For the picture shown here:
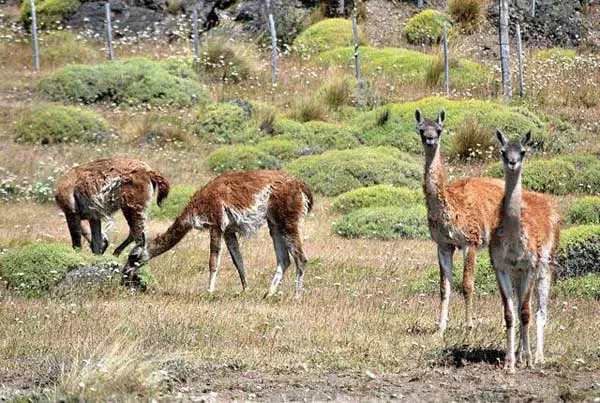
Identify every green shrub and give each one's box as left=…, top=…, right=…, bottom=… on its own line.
left=347, top=96, right=577, bottom=154
left=285, top=147, right=421, bottom=196
left=191, top=103, right=252, bottom=144
left=554, top=274, right=600, bottom=300
left=148, top=185, right=196, bottom=221
left=555, top=225, right=600, bottom=281
left=257, top=138, right=303, bottom=161
left=14, top=104, right=110, bottom=144
left=39, top=58, right=208, bottom=106
left=293, top=18, right=366, bottom=55
left=567, top=197, right=600, bottom=225
left=403, top=10, right=453, bottom=45
left=20, top=0, right=80, bottom=29
left=275, top=119, right=360, bottom=151
left=535, top=48, right=576, bottom=61
left=332, top=185, right=422, bottom=214
left=0, top=242, right=85, bottom=297
left=484, top=155, right=600, bottom=195
left=318, top=48, right=491, bottom=90
left=198, top=39, right=256, bottom=82
left=410, top=253, right=497, bottom=295
left=332, top=205, right=428, bottom=240
left=40, top=31, right=100, bottom=66
left=207, top=145, right=278, bottom=174
left=448, top=0, right=485, bottom=34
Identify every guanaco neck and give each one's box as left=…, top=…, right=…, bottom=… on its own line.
left=502, top=167, right=523, bottom=235
left=147, top=212, right=193, bottom=259
left=423, top=145, right=450, bottom=220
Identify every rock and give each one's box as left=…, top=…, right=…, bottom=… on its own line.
left=59, top=262, right=121, bottom=291
left=487, top=0, right=586, bottom=47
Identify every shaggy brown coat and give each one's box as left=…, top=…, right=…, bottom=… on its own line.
left=124, top=170, right=313, bottom=295
left=55, top=158, right=170, bottom=255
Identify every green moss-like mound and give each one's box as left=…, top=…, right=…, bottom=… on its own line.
left=275, top=119, right=360, bottom=151
left=317, top=48, right=490, bottom=89
left=257, top=138, right=303, bottom=161
left=21, top=0, right=80, bottom=29
left=0, top=242, right=85, bottom=297
left=332, top=185, right=423, bottom=214
left=14, top=104, right=110, bottom=144
left=285, top=147, right=421, bottom=196
left=567, top=197, right=600, bottom=225
left=554, top=274, right=600, bottom=300
left=348, top=96, right=577, bottom=154
left=207, top=145, right=278, bottom=174
left=484, top=155, right=600, bottom=195
left=332, top=205, right=428, bottom=240
left=555, top=225, right=600, bottom=281
left=403, top=10, right=453, bottom=45
left=148, top=185, right=196, bottom=221
left=39, top=58, right=208, bottom=106
left=535, top=48, right=576, bottom=61
left=293, top=18, right=366, bottom=54
left=191, top=103, right=252, bottom=144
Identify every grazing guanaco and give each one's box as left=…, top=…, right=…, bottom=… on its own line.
left=55, top=158, right=170, bottom=256
left=416, top=109, right=506, bottom=332
left=491, top=130, right=560, bottom=373
left=123, top=170, right=313, bottom=295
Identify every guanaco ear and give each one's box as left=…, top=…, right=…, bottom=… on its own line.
left=496, top=129, right=508, bottom=146
left=437, top=109, right=446, bottom=125
left=415, top=109, right=424, bottom=125
left=520, top=130, right=532, bottom=147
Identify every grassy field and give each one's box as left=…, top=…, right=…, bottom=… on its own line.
left=1, top=1, right=600, bottom=401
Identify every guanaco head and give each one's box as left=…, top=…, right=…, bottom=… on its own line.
left=415, top=109, right=445, bottom=149
left=123, top=235, right=150, bottom=274
left=496, top=129, right=531, bottom=172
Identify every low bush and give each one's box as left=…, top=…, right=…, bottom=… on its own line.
left=0, top=242, right=85, bottom=297
left=331, top=185, right=422, bottom=214
left=148, top=184, right=196, bottom=221
left=555, top=224, right=600, bottom=281
left=293, top=18, right=366, bottom=55
left=332, top=205, right=428, bottom=240
left=257, top=138, right=303, bottom=161
left=554, top=274, right=600, bottom=300
left=275, top=119, right=360, bottom=152
left=0, top=166, right=65, bottom=203
left=485, top=155, right=600, bottom=195
left=39, top=58, right=208, bottom=106
left=20, top=0, right=79, bottom=29
left=448, top=0, right=485, bottom=34
left=285, top=147, right=421, bottom=196
left=14, top=104, right=110, bottom=145
left=191, top=103, right=252, bottom=144
left=197, top=39, right=256, bottom=82
left=567, top=197, right=600, bottom=225
left=347, top=96, right=577, bottom=154
left=207, top=145, right=278, bottom=174
left=317, top=48, right=491, bottom=90
left=403, top=10, right=453, bottom=45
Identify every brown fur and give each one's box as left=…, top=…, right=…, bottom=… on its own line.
left=124, top=170, right=312, bottom=295
left=55, top=158, right=170, bottom=255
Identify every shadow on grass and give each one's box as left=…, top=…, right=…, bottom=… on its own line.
left=439, top=345, right=505, bottom=368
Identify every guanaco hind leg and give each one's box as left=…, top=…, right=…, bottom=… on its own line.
left=224, top=231, right=246, bottom=291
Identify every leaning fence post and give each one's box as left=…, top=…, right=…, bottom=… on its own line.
left=417, top=0, right=423, bottom=9
left=29, top=0, right=39, bottom=72
left=105, top=2, right=114, bottom=61
left=442, top=21, right=449, bottom=97
left=531, top=0, right=536, bottom=17
left=516, top=23, right=524, bottom=97
left=192, top=8, right=199, bottom=69
left=338, top=0, right=344, bottom=17
left=351, top=5, right=360, bottom=81
left=266, top=0, right=277, bottom=88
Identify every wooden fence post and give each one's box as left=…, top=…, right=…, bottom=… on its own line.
left=499, top=0, right=512, bottom=100
left=417, top=0, right=423, bottom=9
left=192, top=8, right=199, bottom=69
left=105, top=2, right=114, bottom=61
left=338, top=0, right=345, bottom=16
left=351, top=5, right=360, bottom=81
left=266, top=0, right=278, bottom=88
left=442, top=21, right=449, bottom=96
left=29, top=0, right=39, bottom=72
left=531, top=0, right=536, bottom=17
left=516, top=23, right=524, bottom=97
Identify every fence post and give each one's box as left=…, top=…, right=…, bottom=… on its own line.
left=338, top=0, right=344, bottom=17
left=417, top=0, right=423, bottom=9
left=531, top=0, right=536, bottom=17
left=499, top=0, right=512, bottom=100
left=192, top=8, right=199, bottom=69
left=442, top=21, right=449, bottom=97
left=105, top=2, right=114, bottom=61
left=351, top=5, right=361, bottom=81
left=266, top=0, right=278, bottom=88
left=516, top=23, right=524, bottom=97
left=29, top=0, right=39, bottom=72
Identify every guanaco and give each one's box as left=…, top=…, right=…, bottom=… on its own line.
left=123, top=170, right=312, bottom=295
left=55, top=157, right=170, bottom=256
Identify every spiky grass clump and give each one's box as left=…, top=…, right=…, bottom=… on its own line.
left=14, top=104, right=110, bottom=145
left=131, top=114, right=190, bottom=146
left=332, top=185, right=423, bottom=214
left=450, top=118, right=496, bottom=161
left=320, top=78, right=352, bottom=109
left=285, top=147, right=421, bottom=196
left=447, top=0, right=485, bottom=34
left=288, top=98, right=329, bottom=122
left=197, top=38, right=257, bottom=82
left=403, top=10, right=453, bottom=46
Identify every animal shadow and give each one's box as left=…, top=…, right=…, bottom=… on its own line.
left=440, top=345, right=505, bottom=368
